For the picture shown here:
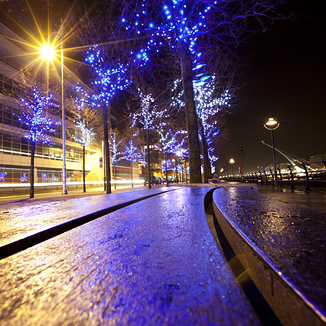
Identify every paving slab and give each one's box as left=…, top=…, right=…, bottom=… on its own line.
left=0, top=186, right=261, bottom=326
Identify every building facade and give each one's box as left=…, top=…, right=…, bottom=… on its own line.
left=0, top=22, right=104, bottom=194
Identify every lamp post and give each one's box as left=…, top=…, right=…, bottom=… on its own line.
left=238, top=147, right=245, bottom=179
left=60, top=24, right=67, bottom=195
left=264, top=117, right=280, bottom=189
left=229, top=158, right=235, bottom=179
left=162, top=159, right=166, bottom=181
left=176, top=150, right=181, bottom=183
left=41, top=23, right=67, bottom=194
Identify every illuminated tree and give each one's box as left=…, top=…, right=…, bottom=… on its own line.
left=77, top=45, right=131, bottom=194
left=139, top=147, right=147, bottom=168
left=158, top=127, right=188, bottom=184
left=16, top=87, right=59, bottom=198
left=123, top=139, right=141, bottom=187
left=73, top=119, right=96, bottom=192
left=109, top=131, right=123, bottom=189
left=117, top=0, right=288, bottom=183
left=131, top=89, right=168, bottom=188
left=69, top=95, right=101, bottom=192
left=171, top=74, right=233, bottom=181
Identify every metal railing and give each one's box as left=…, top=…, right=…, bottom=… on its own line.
left=220, top=160, right=326, bottom=192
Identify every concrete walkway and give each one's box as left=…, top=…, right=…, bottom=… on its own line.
left=258, top=185, right=326, bottom=213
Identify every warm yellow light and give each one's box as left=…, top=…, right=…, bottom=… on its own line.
left=264, top=117, right=280, bottom=130
left=265, top=118, right=278, bottom=127
left=229, top=158, right=235, bottom=164
left=41, top=44, right=55, bottom=60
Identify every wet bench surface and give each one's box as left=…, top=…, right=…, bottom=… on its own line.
left=213, top=187, right=326, bottom=317
left=0, top=187, right=177, bottom=247
left=0, top=187, right=260, bottom=325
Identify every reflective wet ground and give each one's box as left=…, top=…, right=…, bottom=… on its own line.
left=214, top=186, right=326, bottom=315
left=258, top=185, right=326, bottom=213
left=0, top=188, right=175, bottom=247
left=0, top=187, right=260, bottom=325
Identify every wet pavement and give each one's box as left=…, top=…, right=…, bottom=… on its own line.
left=213, top=186, right=326, bottom=320
left=258, top=185, right=326, bottom=214
left=0, top=187, right=261, bottom=326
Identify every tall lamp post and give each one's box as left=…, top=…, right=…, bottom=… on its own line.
left=229, top=158, right=235, bottom=179
left=238, top=147, right=245, bottom=179
left=176, top=150, right=182, bottom=182
left=264, top=117, right=280, bottom=189
left=60, top=24, right=67, bottom=195
left=41, top=23, right=67, bottom=194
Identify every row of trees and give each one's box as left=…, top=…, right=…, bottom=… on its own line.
left=71, top=0, right=289, bottom=188
left=2, top=0, right=290, bottom=196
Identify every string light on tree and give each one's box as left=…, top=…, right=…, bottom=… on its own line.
left=121, top=0, right=217, bottom=66
left=78, top=45, right=131, bottom=194
left=72, top=109, right=97, bottom=193
left=123, top=139, right=141, bottom=188
left=109, top=131, right=123, bottom=189
left=16, top=87, right=59, bottom=198
left=73, top=119, right=96, bottom=148
left=17, top=88, right=60, bottom=145
left=158, top=128, right=188, bottom=156
left=131, top=90, right=168, bottom=132
left=120, top=0, right=288, bottom=183
left=109, top=131, right=123, bottom=165
left=85, top=45, right=131, bottom=105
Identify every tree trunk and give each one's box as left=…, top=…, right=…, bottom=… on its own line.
left=83, top=145, right=86, bottom=192
left=147, top=128, right=151, bottom=189
left=164, top=152, right=169, bottom=187
left=114, top=161, right=117, bottom=189
left=198, top=118, right=211, bottom=183
left=179, top=43, right=201, bottom=183
left=131, top=160, right=134, bottom=187
left=103, top=105, right=111, bottom=194
left=30, top=141, right=35, bottom=198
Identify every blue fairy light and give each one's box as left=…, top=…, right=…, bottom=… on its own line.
left=17, top=88, right=60, bottom=145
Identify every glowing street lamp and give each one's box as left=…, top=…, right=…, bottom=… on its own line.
left=41, top=44, right=55, bottom=60
left=264, top=117, right=280, bottom=189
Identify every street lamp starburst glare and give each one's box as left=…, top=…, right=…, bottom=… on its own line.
left=41, top=43, right=56, bottom=61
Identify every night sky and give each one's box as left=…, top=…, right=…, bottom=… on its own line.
left=220, top=1, right=326, bottom=173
